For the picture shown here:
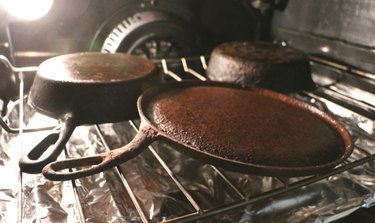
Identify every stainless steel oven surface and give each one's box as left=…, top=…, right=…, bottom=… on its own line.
left=1, top=0, right=375, bottom=222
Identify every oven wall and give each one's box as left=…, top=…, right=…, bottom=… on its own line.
left=271, top=0, right=375, bottom=73
left=7, top=0, right=264, bottom=66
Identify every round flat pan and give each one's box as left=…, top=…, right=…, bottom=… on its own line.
left=42, top=81, right=353, bottom=180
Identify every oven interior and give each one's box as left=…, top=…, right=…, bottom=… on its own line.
left=1, top=0, right=375, bottom=222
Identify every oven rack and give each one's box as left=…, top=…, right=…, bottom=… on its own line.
left=13, top=55, right=375, bottom=223
left=90, top=56, right=375, bottom=222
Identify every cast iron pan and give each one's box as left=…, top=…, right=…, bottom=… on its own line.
left=42, top=81, right=353, bottom=181
left=206, top=41, right=315, bottom=93
left=19, top=52, right=159, bottom=174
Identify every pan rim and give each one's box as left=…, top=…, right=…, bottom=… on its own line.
left=35, top=52, right=158, bottom=84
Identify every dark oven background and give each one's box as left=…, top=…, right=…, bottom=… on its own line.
left=3, top=0, right=375, bottom=94
left=6, top=0, right=271, bottom=65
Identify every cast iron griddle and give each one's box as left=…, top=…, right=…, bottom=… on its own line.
left=147, top=86, right=346, bottom=168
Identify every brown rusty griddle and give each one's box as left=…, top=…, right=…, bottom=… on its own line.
left=42, top=81, right=353, bottom=181
left=19, top=52, right=159, bottom=174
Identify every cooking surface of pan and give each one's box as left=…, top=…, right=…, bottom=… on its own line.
left=37, top=52, right=155, bottom=83
left=28, top=52, right=158, bottom=123
left=146, top=86, right=346, bottom=168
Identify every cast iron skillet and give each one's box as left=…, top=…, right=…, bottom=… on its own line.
left=19, top=52, right=159, bottom=174
left=42, top=81, right=353, bottom=181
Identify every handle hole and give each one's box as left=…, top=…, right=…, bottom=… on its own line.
left=28, top=133, right=60, bottom=160
left=49, top=156, right=104, bottom=172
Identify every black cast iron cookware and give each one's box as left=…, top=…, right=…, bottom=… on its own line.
left=206, top=41, right=316, bottom=93
left=42, top=81, right=353, bottom=181
left=19, top=52, right=159, bottom=174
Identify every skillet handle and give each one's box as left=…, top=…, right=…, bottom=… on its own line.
left=42, top=127, right=158, bottom=181
left=19, top=122, right=75, bottom=174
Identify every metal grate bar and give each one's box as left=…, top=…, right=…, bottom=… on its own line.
left=320, top=87, right=375, bottom=113
left=309, top=55, right=375, bottom=81
left=0, top=55, right=38, bottom=73
left=275, top=177, right=290, bottom=187
left=95, top=124, right=150, bottom=223
left=355, top=146, right=372, bottom=157
left=302, top=90, right=375, bottom=141
left=209, top=165, right=246, bottom=199
left=0, top=113, right=56, bottom=133
left=181, top=57, right=207, bottom=81
left=71, top=180, right=86, bottom=223
left=161, top=59, right=182, bottom=81
left=0, top=56, right=55, bottom=133
left=62, top=149, right=86, bottom=223
left=128, top=120, right=202, bottom=213
left=164, top=151, right=375, bottom=222
left=200, top=56, right=208, bottom=70
left=18, top=71, right=25, bottom=223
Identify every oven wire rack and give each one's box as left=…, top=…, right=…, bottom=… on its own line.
left=8, top=55, right=375, bottom=223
